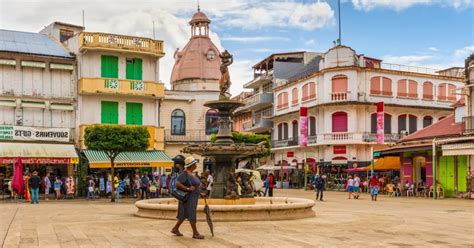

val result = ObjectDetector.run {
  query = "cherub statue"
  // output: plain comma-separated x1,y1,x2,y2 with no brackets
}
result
219,50,233,98
238,172,253,197
224,172,239,199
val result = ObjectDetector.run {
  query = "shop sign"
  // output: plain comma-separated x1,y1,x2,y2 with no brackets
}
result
0,157,71,164
376,102,384,144
333,145,346,154
287,152,294,157
0,125,70,142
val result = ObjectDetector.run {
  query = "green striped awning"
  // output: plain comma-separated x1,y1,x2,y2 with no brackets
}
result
83,150,173,168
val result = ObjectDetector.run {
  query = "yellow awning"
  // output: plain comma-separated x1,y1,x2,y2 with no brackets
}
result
0,142,78,158
365,156,400,171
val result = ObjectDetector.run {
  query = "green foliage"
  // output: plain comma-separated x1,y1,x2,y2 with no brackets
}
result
84,125,149,158
210,131,271,158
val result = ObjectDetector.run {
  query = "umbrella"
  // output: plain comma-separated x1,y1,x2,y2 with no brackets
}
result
12,157,24,196
203,197,214,237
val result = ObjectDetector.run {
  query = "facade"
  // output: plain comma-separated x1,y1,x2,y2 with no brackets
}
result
0,29,78,178
161,9,221,171
41,22,171,170
271,45,464,185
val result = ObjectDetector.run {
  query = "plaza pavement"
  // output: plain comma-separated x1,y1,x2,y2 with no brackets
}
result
0,189,473,248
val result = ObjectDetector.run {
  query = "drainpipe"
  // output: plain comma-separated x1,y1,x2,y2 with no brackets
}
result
432,138,437,199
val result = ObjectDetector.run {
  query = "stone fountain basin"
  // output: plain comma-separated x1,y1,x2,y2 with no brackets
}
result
135,197,315,222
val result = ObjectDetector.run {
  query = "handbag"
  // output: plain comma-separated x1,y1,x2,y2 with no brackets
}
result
171,173,191,202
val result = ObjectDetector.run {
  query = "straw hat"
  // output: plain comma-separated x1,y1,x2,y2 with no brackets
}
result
184,156,198,168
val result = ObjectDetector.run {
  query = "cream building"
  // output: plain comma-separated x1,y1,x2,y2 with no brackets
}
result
161,9,221,171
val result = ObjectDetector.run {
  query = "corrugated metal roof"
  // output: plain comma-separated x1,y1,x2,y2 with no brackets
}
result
0,30,74,58
83,150,172,163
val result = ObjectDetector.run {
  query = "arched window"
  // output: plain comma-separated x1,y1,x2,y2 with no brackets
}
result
422,82,433,100
370,76,392,96
331,75,348,100
291,88,298,105
277,92,289,109
309,116,316,136
398,114,417,134
332,111,348,132
277,122,289,140
371,113,392,134
423,116,433,128
438,83,456,101
397,79,418,98
302,82,316,101
171,109,185,135
292,120,298,141
205,109,219,134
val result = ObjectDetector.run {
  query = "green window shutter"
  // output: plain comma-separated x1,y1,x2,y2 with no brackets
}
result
126,102,142,125
101,55,118,78
126,58,134,80
101,101,118,124
126,58,143,80
135,58,142,80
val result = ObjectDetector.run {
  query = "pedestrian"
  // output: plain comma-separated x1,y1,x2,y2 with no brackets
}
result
353,175,361,199
370,173,379,201
54,176,62,200
124,175,131,197
28,171,41,204
99,176,105,196
347,175,354,199
268,173,276,197
171,156,204,239
141,173,150,200
133,174,141,199
206,170,213,196
43,173,51,200
87,177,95,199
161,173,167,196
314,174,325,201
263,175,269,196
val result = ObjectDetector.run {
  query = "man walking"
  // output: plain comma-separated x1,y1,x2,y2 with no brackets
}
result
314,174,325,201
268,173,275,197
370,173,379,201
353,175,361,199
141,173,150,200
29,171,41,204
43,173,51,200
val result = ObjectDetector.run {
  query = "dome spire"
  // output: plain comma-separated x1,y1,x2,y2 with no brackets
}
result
197,0,200,11
189,5,211,38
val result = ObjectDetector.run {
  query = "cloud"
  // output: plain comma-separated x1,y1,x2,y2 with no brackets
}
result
228,59,258,95
428,47,439,51
454,45,474,58
382,55,434,65
351,0,474,11
221,36,290,43
305,39,316,46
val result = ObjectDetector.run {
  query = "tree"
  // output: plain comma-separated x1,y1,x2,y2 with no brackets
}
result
84,125,149,202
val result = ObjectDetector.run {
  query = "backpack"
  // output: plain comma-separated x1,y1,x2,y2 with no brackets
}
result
315,178,324,189
169,175,178,195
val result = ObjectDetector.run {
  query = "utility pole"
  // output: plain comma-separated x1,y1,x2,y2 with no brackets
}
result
338,0,342,45
82,10,85,28
152,21,156,39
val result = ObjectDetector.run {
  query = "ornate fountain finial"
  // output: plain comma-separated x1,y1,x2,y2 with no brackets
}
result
219,50,233,98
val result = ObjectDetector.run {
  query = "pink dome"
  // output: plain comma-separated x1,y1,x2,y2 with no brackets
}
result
189,10,210,25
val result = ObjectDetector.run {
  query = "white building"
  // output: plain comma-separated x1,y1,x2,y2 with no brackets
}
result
272,45,464,180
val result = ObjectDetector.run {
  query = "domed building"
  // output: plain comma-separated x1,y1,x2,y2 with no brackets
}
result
161,8,222,171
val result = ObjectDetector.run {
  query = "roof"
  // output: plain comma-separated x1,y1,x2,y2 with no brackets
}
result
452,97,465,108
83,150,173,168
399,114,462,142
0,30,73,58
189,10,211,24
252,51,307,69
377,143,432,155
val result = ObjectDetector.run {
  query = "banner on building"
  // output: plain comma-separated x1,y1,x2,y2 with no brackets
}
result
299,107,308,147
376,102,384,144
0,125,71,142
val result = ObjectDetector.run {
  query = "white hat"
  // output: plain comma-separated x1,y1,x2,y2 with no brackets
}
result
184,156,198,168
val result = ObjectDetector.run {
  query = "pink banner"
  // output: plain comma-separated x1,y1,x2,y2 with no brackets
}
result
376,102,384,144
299,107,308,147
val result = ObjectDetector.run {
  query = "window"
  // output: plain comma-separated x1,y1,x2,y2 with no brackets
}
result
205,109,219,134
370,76,392,96
277,123,288,140
423,116,433,128
371,113,392,134
171,109,185,135
126,58,143,80
59,29,74,43
397,79,418,98
309,116,316,136
302,82,316,101
437,83,456,101
332,75,348,93
101,101,119,124
398,114,417,134
101,55,118,78
422,82,433,100
332,112,348,132
292,120,298,140
291,88,298,105
277,92,289,109
125,102,143,125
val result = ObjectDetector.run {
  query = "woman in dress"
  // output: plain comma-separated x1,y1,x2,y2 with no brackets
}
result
171,156,204,239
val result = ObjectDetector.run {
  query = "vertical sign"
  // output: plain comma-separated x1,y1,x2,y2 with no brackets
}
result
299,107,308,147
376,102,384,144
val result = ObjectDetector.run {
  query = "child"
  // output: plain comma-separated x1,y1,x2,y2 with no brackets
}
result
87,178,95,200
54,177,62,200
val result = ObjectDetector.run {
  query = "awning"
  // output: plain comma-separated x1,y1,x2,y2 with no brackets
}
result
83,150,173,168
256,164,297,170
364,156,400,171
442,143,474,156
0,142,78,164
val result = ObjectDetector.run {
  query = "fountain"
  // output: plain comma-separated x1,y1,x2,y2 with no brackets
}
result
135,50,315,221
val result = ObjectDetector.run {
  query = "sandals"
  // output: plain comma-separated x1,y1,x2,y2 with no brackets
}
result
171,229,183,236
192,234,205,239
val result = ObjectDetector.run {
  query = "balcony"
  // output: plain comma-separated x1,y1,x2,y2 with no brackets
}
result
243,72,273,89
308,135,317,144
243,118,272,133
463,116,474,134
272,138,299,148
79,124,164,150
78,32,164,57
164,129,211,144
331,91,350,101
79,78,165,98
362,133,400,143
243,92,273,111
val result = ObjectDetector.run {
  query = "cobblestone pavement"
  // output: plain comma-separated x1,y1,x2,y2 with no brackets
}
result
0,190,473,248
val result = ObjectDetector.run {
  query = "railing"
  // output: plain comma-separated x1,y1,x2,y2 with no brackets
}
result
362,133,400,143
302,94,316,102
463,116,474,134
243,92,273,108
323,132,352,141
308,135,317,144
331,91,349,101
244,73,273,88
422,94,433,100
78,78,165,98
243,118,272,132
437,96,457,102
272,138,299,148
164,129,211,143
242,121,253,130
381,63,438,75
370,91,392,97
79,32,164,56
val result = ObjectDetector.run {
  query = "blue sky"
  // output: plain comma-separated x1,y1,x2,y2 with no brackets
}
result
1,0,473,94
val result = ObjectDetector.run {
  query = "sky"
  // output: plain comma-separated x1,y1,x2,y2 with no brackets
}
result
0,0,473,95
